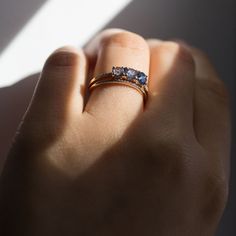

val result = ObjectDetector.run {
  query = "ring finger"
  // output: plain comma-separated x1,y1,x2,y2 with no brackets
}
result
84,30,150,133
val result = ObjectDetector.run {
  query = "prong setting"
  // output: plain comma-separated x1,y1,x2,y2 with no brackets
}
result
112,66,148,86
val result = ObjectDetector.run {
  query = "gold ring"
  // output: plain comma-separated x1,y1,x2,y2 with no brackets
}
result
88,67,148,103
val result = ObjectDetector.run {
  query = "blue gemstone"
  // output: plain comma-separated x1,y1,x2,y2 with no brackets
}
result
112,67,124,76
137,72,147,85
123,67,129,74
125,68,137,80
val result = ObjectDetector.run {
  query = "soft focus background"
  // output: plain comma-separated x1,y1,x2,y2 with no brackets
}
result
0,0,235,234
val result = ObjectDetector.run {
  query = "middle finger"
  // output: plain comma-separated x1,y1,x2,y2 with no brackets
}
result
85,31,150,130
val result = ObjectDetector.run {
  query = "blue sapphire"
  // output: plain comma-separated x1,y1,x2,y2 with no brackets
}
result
137,72,147,85
112,67,124,77
125,68,137,80
123,67,129,75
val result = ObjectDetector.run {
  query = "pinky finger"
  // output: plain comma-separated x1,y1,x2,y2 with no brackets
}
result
190,45,231,177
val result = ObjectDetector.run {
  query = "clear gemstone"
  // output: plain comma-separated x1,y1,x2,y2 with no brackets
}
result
112,67,124,76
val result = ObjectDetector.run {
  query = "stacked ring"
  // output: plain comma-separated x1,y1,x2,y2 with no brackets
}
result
88,66,149,103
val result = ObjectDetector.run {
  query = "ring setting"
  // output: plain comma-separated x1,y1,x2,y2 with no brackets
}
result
112,67,147,85
88,66,148,103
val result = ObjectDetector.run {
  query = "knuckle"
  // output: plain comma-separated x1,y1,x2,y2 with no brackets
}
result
46,46,83,67
155,41,195,67
101,31,148,51
190,46,216,71
98,28,125,37
197,77,230,105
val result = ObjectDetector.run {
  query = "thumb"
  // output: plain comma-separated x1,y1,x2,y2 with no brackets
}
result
17,46,87,145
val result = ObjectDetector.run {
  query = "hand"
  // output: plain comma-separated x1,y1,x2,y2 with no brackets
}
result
0,29,231,236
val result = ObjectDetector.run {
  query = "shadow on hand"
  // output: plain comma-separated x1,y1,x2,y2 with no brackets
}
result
0,73,39,172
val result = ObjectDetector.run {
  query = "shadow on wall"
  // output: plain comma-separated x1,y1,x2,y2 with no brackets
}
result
103,0,236,87
0,0,47,54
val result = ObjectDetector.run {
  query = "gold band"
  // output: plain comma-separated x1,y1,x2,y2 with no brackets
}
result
88,70,148,103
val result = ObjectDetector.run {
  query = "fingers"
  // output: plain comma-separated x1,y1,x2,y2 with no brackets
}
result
84,31,150,130
146,40,195,133
147,39,231,175
84,28,125,63
187,45,231,174
22,46,87,137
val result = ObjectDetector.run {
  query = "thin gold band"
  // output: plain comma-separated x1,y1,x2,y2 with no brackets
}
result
88,72,148,103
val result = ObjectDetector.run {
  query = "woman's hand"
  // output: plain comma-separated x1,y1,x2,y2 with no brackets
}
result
0,29,231,236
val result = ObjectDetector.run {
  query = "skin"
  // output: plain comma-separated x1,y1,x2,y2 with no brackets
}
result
0,29,231,235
